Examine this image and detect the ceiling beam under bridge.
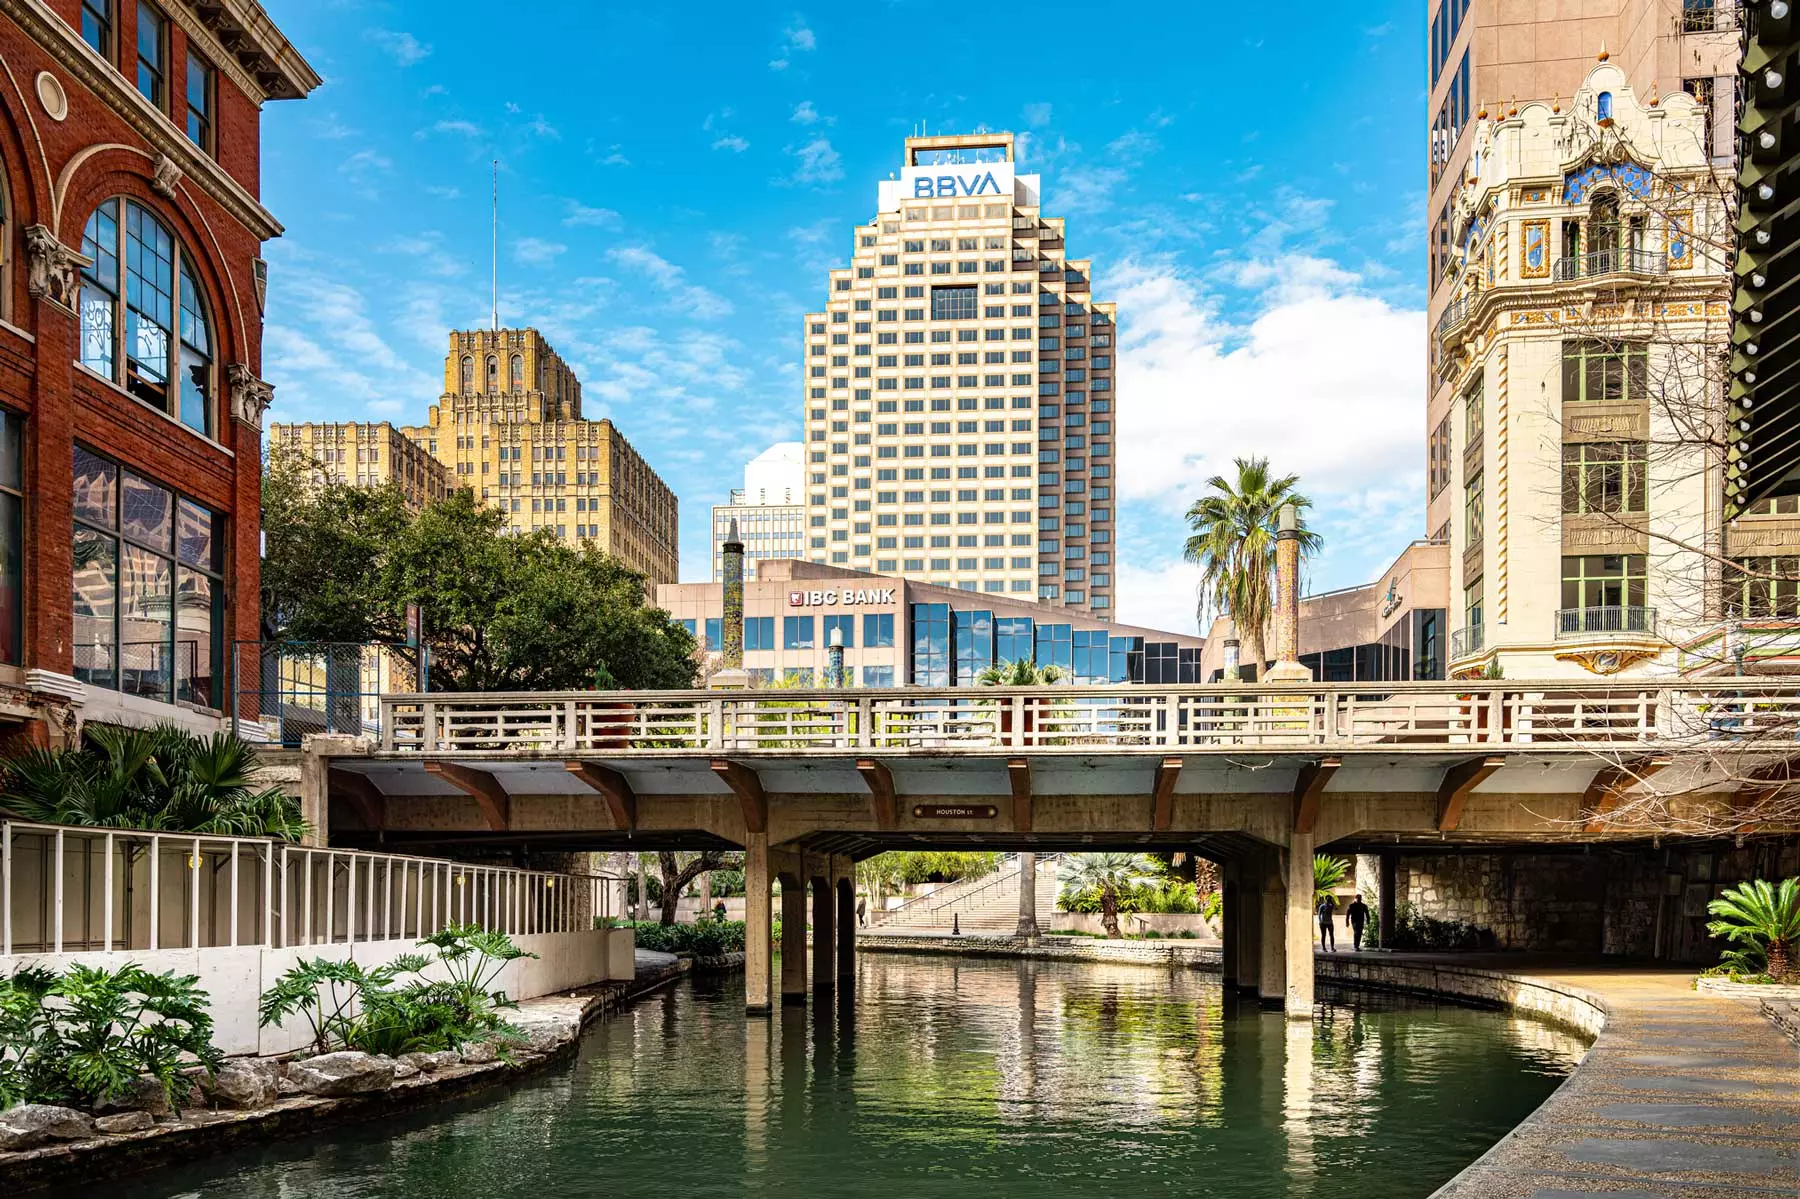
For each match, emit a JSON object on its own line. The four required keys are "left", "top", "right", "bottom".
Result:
{"left": 1292, "top": 756, "right": 1341, "bottom": 836}
{"left": 855, "top": 758, "right": 897, "bottom": 830}
{"left": 329, "top": 769, "right": 386, "bottom": 832}
{"left": 1436, "top": 756, "right": 1505, "bottom": 833}
{"left": 1008, "top": 758, "right": 1032, "bottom": 833}
{"left": 422, "top": 761, "right": 510, "bottom": 831}
{"left": 711, "top": 759, "right": 767, "bottom": 834}
{"left": 1151, "top": 756, "right": 1183, "bottom": 832}
{"left": 1582, "top": 756, "right": 1671, "bottom": 833}
{"left": 565, "top": 761, "right": 637, "bottom": 831}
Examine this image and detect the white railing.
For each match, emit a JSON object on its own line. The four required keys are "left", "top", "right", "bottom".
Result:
{"left": 0, "top": 821, "right": 617, "bottom": 957}
{"left": 371, "top": 681, "right": 1800, "bottom": 756}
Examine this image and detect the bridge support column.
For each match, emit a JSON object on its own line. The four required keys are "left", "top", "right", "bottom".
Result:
{"left": 1377, "top": 850, "right": 1396, "bottom": 950}
{"left": 745, "top": 833, "right": 772, "bottom": 1014}
{"left": 1258, "top": 852, "right": 1286, "bottom": 1008}
{"left": 811, "top": 867, "right": 835, "bottom": 995}
{"left": 1285, "top": 830, "right": 1315, "bottom": 1019}
{"left": 780, "top": 870, "right": 808, "bottom": 1005}
{"left": 836, "top": 869, "right": 856, "bottom": 988}
{"left": 1235, "top": 861, "right": 1261, "bottom": 996}
{"left": 1219, "top": 867, "right": 1240, "bottom": 990}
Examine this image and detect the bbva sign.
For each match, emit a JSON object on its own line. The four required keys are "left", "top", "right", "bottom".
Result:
{"left": 912, "top": 170, "right": 1005, "bottom": 199}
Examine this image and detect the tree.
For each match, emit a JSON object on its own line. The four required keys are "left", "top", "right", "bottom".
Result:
{"left": 1059, "top": 852, "right": 1153, "bottom": 938}
{"left": 1707, "top": 878, "right": 1800, "bottom": 983}
{"left": 0, "top": 724, "right": 308, "bottom": 839}
{"left": 654, "top": 851, "right": 741, "bottom": 925}
{"left": 1181, "top": 457, "right": 1320, "bottom": 673}
{"left": 1313, "top": 854, "right": 1349, "bottom": 907}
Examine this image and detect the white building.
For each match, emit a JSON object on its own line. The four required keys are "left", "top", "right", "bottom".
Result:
{"left": 711, "top": 442, "right": 806, "bottom": 581}
{"left": 801, "top": 132, "right": 1117, "bottom": 616}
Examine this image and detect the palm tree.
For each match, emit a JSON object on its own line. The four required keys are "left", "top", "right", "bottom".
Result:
{"left": 0, "top": 724, "right": 309, "bottom": 840}
{"left": 1060, "top": 852, "right": 1153, "bottom": 938}
{"left": 1182, "top": 457, "right": 1321, "bottom": 675}
{"left": 1708, "top": 878, "right": 1800, "bottom": 982}
{"left": 977, "top": 660, "right": 1063, "bottom": 938}
{"left": 1313, "top": 854, "right": 1349, "bottom": 907}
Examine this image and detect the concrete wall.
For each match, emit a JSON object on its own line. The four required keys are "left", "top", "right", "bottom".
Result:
{"left": 0, "top": 926, "right": 634, "bottom": 1058}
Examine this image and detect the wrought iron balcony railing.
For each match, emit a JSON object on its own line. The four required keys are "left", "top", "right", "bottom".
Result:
{"left": 1435, "top": 296, "right": 1470, "bottom": 339}
{"left": 1556, "top": 606, "right": 1658, "bottom": 639}
{"left": 1449, "top": 624, "right": 1484, "bottom": 660}
{"left": 1552, "top": 248, "right": 1668, "bottom": 282}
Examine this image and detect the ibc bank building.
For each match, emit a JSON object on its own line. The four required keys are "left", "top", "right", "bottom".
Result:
{"left": 656, "top": 560, "right": 1204, "bottom": 689}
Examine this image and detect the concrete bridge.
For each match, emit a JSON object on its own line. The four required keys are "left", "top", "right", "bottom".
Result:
{"left": 281, "top": 679, "right": 1800, "bottom": 1016}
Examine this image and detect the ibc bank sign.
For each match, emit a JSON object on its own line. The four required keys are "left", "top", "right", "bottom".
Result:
{"left": 788, "top": 588, "right": 895, "bottom": 607}
{"left": 900, "top": 162, "right": 1014, "bottom": 201}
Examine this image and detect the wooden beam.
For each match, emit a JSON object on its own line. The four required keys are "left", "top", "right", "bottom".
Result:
{"left": 1151, "top": 756, "right": 1183, "bottom": 832}
{"left": 1007, "top": 758, "right": 1032, "bottom": 833}
{"left": 1292, "top": 756, "right": 1341, "bottom": 836}
{"left": 711, "top": 759, "right": 767, "bottom": 835}
{"left": 1582, "top": 756, "right": 1671, "bottom": 833}
{"left": 422, "top": 761, "right": 509, "bottom": 832}
{"left": 328, "top": 769, "right": 385, "bottom": 832}
{"left": 565, "top": 761, "right": 637, "bottom": 831}
{"left": 1436, "top": 756, "right": 1505, "bottom": 833}
{"left": 855, "top": 758, "right": 897, "bottom": 831}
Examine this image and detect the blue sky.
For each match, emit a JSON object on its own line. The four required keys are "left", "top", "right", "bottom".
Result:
{"left": 259, "top": 0, "right": 1428, "bottom": 633}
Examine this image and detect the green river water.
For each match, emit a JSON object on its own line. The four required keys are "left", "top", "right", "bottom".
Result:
{"left": 114, "top": 953, "right": 1584, "bottom": 1199}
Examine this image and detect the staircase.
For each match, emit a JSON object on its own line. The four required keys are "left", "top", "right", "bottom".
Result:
{"left": 871, "top": 855, "right": 1061, "bottom": 933}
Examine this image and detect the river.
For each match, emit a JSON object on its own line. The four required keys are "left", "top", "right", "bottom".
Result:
{"left": 117, "top": 953, "right": 1585, "bottom": 1199}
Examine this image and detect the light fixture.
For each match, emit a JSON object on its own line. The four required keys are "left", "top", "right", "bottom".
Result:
{"left": 1758, "top": 183, "right": 1777, "bottom": 201}
{"left": 1739, "top": 440, "right": 1753, "bottom": 453}
{"left": 455, "top": 875, "right": 465, "bottom": 886}
{"left": 1762, "top": 130, "right": 1780, "bottom": 150}
{"left": 187, "top": 854, "right": 202, "bottom": 870}
{"left": 1739, "top": 418, "right": 1754, "bottom": 431}
{"left": 1748, "top": 341, "right": 1762, "bottom": 355}
{"left": 1776, "top": 0, "right": 1792, "bottom": 18}
{"left": 1753, "top": 272, "right": 1769, "bottom": 287}
{"left": 1768, "top": 68, "right": 1786, "bottom": 90}
{"left": 1746, "top": 371, "right": 1759, "bottom": 384}
{"left": 1757, "top": 229, "right": 1773, "bottom": 244}
{"left": 1752, "top": 309, "right": 1766, "bottom": 322}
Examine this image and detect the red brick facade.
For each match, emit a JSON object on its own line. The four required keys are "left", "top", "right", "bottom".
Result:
{"left": 0, "top": 0, "right": 313, "bottom": 737}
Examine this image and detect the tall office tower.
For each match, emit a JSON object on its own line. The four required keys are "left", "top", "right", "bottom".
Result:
{"left": 802, "top": 132, "right": 1118, "bottom": 616}
{"left": 711, "top": 442, "right": 805, "bottom": 580}
{"left": 268, "top": 421, "right": 454, "bottom": 511}
{"left": 400, "top": 329, "right": 680, "bottom": 585}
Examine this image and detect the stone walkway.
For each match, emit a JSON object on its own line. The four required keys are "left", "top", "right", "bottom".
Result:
{"left": 1407, "top": 956, "right": 1800, "bottom": 1198}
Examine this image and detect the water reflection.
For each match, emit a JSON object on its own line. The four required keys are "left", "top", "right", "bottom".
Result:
{"left": 116, "top": 957, "right": 1584, "bottom": 1199}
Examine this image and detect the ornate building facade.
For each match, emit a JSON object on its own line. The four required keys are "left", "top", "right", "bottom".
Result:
{"left": 267, "top": 420, "right": 453, "bottom": 511}
{"left": 0, "top": 0, "right": 315, "bottom": 744}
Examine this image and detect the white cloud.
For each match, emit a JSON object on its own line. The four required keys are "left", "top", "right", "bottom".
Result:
{"left": 1106, "top": 130, "right": 1160, "bottom": 164}
{"left": 607, "top": 246, "right": 733, "bottom": 319}
{"left": 367, "top": 29, "right": 431, "bottom": 67}
{"left": 426, "top": 119, "right": 482, "bottom": 138}
{"left": 263, "top": 267, "right": 439, "bottom": 423}
{"left": 527, "top": 115, "right": 561, "bottom": 140}
{"left": 598, "top": 145, "right": 631, "bottom": 167}
{"left": 513, "top": 237, "right": 567, "bottom": 266}
{"left": 785, "top": 137, "right": 842, "bottom": 186}
{"left": 787, "top": 22, "right": 816, "bottom": 51}
{"left": 792, "top": 101, "right": 821, "bottom": 125}
{"left": 712, "top": 135, "right": 750, "bottom": 153}
{"left": 424, "top": 185, "right": 461, "bottom": 200}
{"left": 1116, "top": 559, "right": 1206, "bottom": 637}
{"left": 1022, "top": 102, "right": 1053, "bottom": 128}
{"left": 770, "top": 16, "right": 815, "bottom": 68}
{"left": 563, "top": 201, "right": 621, "bottom": 228}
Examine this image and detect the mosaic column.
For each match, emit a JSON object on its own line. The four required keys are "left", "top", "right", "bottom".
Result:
{"left": 714, "top": 519, "right": 749, "bottom": 690}
{"left": 1265, "top": 505, "right": 1312, "bottom": 682}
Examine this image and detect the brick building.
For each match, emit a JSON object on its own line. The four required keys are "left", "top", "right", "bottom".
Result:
{"left": 0, "top": 1, "right": 315, "bottom": 743}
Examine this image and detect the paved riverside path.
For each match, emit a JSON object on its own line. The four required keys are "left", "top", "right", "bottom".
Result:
{"left": 1377, "top": 955, "right": 1800, "bottom": 1198}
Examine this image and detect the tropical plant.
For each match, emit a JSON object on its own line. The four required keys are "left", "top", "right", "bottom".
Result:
{"left": 1201, "top": 889, "right": 1223, "bottom": 923}
{"left": 1181, "top": 456, "right": 1321, "bottom": 669}
{"left": 1313, "top": 855, "right": 1349, "bottom": 906}
{"left": 974, "top": 659, "right": 1066, "bottom": 686}
{"left": 624, "top": 918, "right": 747, "bottom": 957}
{"left": 1707, "top": 877, "right": 1800, "bottom": 983}
{"left": 1059, "top": 853, "right": 1154, "bottom": 938}
{"left": 0, "top": 724, "right": 308, "bottom": 840}
{"left": 0, "top": 962, "right": 221, "bottom": 1114}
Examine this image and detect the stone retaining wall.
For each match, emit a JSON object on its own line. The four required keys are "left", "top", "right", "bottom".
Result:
{"left": 857, "top": 932, "right": 1221, "bottom": 968}
{"left": 1313, "top": 956, "right": 1609, "bottom": 1038}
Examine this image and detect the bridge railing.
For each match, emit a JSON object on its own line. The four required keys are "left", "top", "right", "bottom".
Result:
{"left": 371, "top": 681, "right": 1800, "bottom": 756}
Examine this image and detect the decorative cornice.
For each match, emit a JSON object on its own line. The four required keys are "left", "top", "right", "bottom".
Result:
{"left": 150, "top": 152, "right": 182, "bottom": 198}
{"left": 228, "top": 362, "right": 273, "bottom": 428}
{"left": 23, "top": 222, "right": 89, "bottom": 315}
{"left": 1, "top": 0, "right": 288, "bottom": 241}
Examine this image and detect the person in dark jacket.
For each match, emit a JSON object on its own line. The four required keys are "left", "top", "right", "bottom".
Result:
{"left": 1315, "top": 895, "right": 1336, "bottom": 951}
{"left": 1345, "top": 894, "right": 1371, "bottom": 950}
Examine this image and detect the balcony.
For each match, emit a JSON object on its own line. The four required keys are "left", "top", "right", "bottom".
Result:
{"left": 1450, "top": 624, "right": 1484, "bottom": 660}
{"left": 1555, "top": 606, "right": 1658, "bottom": 640}
{"left": 1435, "top": 296, "right": 1469, "bottom": 339}
{"left": 1552, "top": 248, "right": 1668, "bottom": 282}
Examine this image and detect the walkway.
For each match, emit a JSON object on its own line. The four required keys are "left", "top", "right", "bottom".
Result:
{"left": 1370, "top": 955, "right": 1800, "bottom": 1198}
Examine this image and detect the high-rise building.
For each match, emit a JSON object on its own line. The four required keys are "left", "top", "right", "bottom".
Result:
{"left": 268, "top": 421, "right": 454, "bottom": 511}
{"left": 396, "top": 328, "right": 680, "bottom": 586}
{"left": 801, "top": 132, "right": 1117, "bottom": 616}
{"left": 710, "top": 442, "right": 804, "bottom": 580}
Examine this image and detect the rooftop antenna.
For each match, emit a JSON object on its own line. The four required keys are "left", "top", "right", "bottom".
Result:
{"left": 490, "top": 159, "right": 499, "bottom": 332}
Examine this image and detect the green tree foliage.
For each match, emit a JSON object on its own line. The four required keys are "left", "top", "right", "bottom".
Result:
{"left": 1707, "top": 877, "right": 1800, "bottom": 983}
{"left": 1181, "top": 456, "right": 1321, "bottom": 666}
{"left": 0, "top": 963, "right": 222, "bottom": 1113}
{"left": 0, "top": 724, "right": 307, "bottom": 839}
{"left": 1059, "top": 853, "right": 1155, "bottom": 938}
{"left": 1061, "top": 878, "right": 1201, "bottom": 916}
{"left": 974, "top": 659, "right": 1066, "bottom": 686}
{"left": 1313, "top": 855, "right": 1350, "bottom": 906}
{"left": 260, "top": 455, "right": 697, "bottom": 691}
{"left": 622, "top": 917, "right": 746, "bottom": 957}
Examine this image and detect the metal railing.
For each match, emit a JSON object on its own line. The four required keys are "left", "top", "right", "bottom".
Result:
{"left": 361, "top": 680, "right": 1800, "bottom": 755}
{"left": 1552, "top": 248, "right": 1668, "bottom": 282}
{"left": 230, "top": 641, "right": 424, "bottom": 746}
{"left": 873, "top": 852, "right": 1061, "bottom": 927}
{"left": 1435, "top": 296, "right": 1470, "bottom": 338}
{"left": 0, "top": 820, "right": 616, "bottom": 957}
{"left": 1449, "top": 625, "right": 1484, "bottom": 660}
{"left": 1556, "top": 606, "right": 1658, "bottom": 639}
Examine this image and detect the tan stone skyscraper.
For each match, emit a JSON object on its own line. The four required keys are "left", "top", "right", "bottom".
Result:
{"left": 267, "top": 421, "right": 454, "bottom": 511}
{"left": 401, "top": 328, "right": 679, "bottom": 585}
{"left": 802, "top": 132, "right": 1118, "bottom": 616}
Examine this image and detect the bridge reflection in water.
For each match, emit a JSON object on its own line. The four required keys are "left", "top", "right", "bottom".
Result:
{"left": 120, "top": 955, "right": 1586, "bottom": 1199}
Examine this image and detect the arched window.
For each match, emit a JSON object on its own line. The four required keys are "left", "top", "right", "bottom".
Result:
{"left": 485, "top": 355, "right": 499, "bottom": 392}
{"left": 1589, "top": 190, "right": 1620, "bottom": 273}
{"left": 510, "top": 353, "right": 524, "bottom": 391}
{"left": 1596, "top": 91, "right": 1613, "bottom": 122}
{"left": 460, "top": 355, "right": 474, "bottom": 393}
{"left": 78, "top": 199, "right": 214, "bottom": 437}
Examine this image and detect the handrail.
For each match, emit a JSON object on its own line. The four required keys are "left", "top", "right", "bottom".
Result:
{"left": 876, "top": 853, "right": 1061, "bottom": 925}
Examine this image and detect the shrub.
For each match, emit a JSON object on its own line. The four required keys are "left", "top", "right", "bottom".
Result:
{"left": 1201, "top": 890, "right": 1222, "bottom": 923}
{"left": 624, "top": 918, "right": 746, "bottom": 957}
{"left": 0, "top": 962, "right": 222, "bottom": 1114}
{"left": 1707, "top": 878, "right": 1800, "bottom": 983}
{"left": 1370, "top": 901, "right": 1492, "bottom": 952}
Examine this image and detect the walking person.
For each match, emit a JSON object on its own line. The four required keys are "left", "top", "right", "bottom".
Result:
{"left": 1315, "top": 893, "right": 1336, "bottom": 951}
{"left": 856, "top": 895, "right": 867, "bottom": 928}
{"left": 1345, "top": 893, "right": 1370, "bottom": 951}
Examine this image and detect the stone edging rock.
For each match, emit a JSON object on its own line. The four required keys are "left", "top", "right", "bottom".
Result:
{"left": 0, "top": 957, "right": 689, "bottom": 1194}
{"left": 689, "top": 951, "right": 746, "bottom": 971}
{"left": 1763, "top": 998, "right": 1800, "bottom": 1048}
{"left": 1313, "top": 955, "right": 1609, "bottom": 1038}
{"left": 1695, "top": 976, "right": 1800, "bottom": 1000}
{"left": 857, "top": 932, "right": 1221, "bottom": 968}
